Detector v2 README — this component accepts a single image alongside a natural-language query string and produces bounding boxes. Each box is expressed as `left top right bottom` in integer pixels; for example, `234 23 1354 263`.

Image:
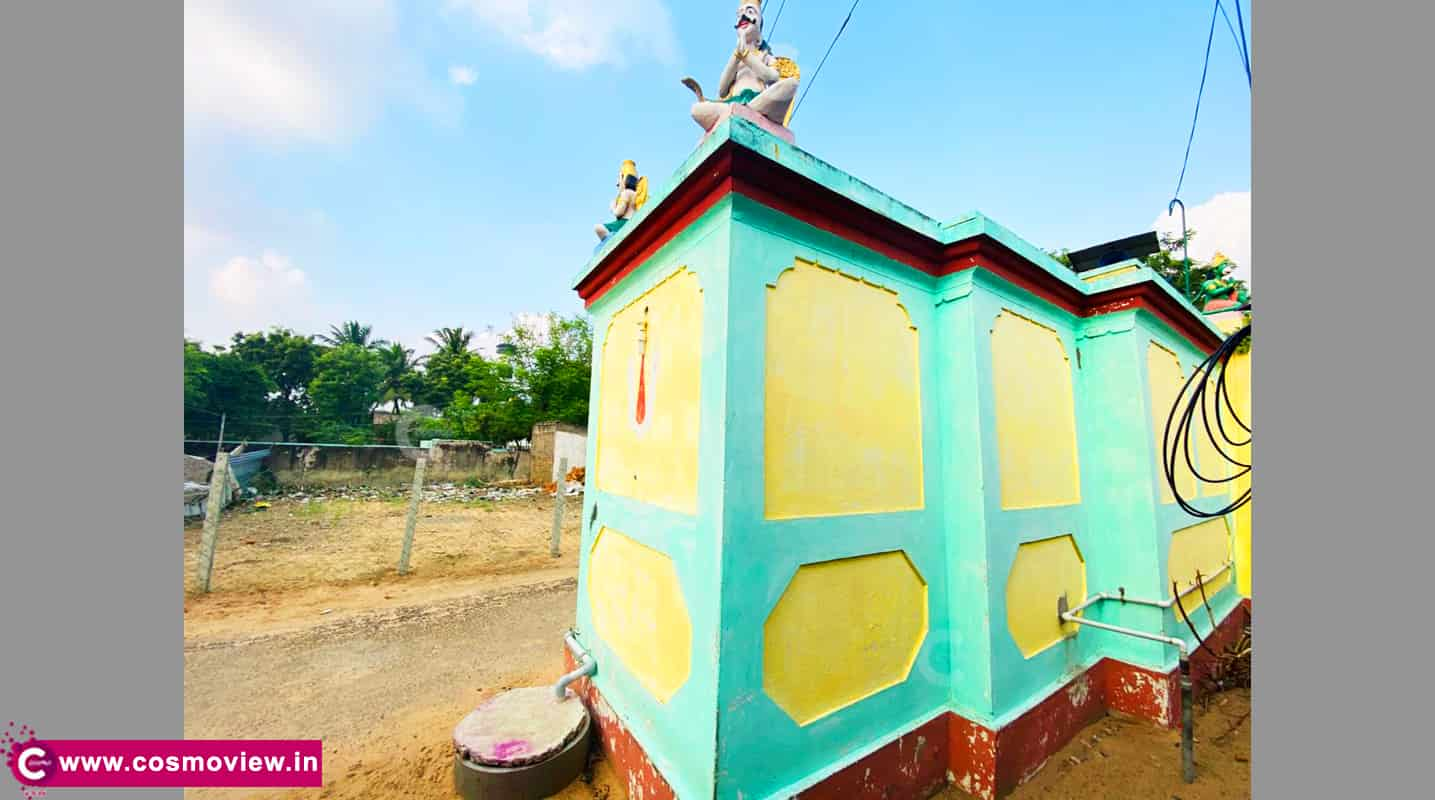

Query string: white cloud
210 251 309 308
184 223 228 263
449 65 479 86
770 42 799 60
1151 191 1252 285
184 0 406 143
448 0 679 70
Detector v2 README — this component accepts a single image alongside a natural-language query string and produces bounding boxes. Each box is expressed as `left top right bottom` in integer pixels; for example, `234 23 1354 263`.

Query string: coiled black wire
1162 315 1251 518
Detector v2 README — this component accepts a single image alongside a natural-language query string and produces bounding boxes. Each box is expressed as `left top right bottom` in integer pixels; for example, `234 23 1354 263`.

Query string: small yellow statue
595 160 649 243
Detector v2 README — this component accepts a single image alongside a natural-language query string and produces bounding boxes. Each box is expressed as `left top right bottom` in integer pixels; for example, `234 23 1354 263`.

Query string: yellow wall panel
1168 518 1232 600
991 311 1082 509
1149 342 1197 504
763 551 928 725
764 259 924 519
588 527 693 702
595 268 703 514
1005 534 1086 658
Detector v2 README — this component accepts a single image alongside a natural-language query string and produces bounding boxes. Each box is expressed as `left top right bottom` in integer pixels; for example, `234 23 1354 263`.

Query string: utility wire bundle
1162 317 1251 517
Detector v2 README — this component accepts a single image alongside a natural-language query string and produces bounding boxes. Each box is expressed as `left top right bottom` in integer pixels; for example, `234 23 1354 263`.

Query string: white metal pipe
1079 562 1234 610
1060 613 1189 658
553 631 596 700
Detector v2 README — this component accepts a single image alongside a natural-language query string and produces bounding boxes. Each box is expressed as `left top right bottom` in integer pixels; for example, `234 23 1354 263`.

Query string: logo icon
3 723 51 798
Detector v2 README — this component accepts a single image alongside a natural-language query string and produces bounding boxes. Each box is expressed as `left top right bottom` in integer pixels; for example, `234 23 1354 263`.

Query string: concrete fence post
196 452 231 594
551 457 568 558
399 456 427 575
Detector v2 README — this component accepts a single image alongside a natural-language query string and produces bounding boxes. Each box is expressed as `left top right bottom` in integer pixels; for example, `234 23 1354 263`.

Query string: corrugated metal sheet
228 449 270 490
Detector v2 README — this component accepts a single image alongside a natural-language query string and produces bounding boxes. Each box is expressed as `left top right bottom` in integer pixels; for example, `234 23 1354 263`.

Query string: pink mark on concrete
490 739 531 762
701 103 796 146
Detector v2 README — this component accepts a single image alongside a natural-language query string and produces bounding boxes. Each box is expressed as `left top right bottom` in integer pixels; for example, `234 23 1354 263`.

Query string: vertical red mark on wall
635 316 649 424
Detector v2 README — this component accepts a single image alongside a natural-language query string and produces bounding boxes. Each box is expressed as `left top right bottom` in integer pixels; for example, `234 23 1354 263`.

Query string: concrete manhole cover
452 687 592 800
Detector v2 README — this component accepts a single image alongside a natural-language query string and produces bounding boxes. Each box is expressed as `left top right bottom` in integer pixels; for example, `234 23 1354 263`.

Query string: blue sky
184 0 1252 354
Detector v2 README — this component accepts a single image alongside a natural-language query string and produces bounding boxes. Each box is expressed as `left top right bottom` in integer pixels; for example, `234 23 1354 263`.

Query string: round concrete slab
453 687 588 767
453 689 591 800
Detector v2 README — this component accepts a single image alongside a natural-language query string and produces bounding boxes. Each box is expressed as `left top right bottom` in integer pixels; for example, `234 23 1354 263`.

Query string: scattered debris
264 483 556 505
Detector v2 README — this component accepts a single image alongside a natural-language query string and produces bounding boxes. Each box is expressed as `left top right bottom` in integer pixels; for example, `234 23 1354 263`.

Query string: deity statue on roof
1197 252 1250 312
681 1 801 136
594 160 649 243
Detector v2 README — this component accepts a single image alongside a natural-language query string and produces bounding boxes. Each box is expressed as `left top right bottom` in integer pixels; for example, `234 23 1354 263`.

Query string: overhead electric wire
788 0 862 124
1216 1 1252 86
1173 0 1222 200
1233 0 1252 82
766 0 790 41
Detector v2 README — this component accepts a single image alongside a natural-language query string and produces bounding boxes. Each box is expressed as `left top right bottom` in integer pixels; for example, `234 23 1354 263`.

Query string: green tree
377 342 422 414
183 340 276 441
228 328 323 440
425 327 474 357
1143 229 1250 305
501 313 593 437
306 344 385 441
318 321 386 349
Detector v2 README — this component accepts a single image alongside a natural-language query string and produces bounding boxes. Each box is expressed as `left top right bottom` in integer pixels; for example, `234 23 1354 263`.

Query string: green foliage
377 342 422 414
318 321 386 349
183 340 277 440
425 327 474 357
229 328 323 439
308 344 385 434
182 312 595 448
1142 229 1250 307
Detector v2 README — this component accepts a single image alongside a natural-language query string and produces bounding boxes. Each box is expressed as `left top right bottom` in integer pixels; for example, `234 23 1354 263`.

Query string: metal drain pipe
553 631 596 700
1058 596 1197 783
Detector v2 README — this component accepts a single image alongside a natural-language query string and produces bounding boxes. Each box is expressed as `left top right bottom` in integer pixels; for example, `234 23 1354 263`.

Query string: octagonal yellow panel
1005 534 1086 658
588 527 692 702
763 551 928 726
1168 518 1231 599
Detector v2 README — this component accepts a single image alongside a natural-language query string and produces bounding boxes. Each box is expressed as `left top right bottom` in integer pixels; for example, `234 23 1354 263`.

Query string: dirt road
184 577 595 800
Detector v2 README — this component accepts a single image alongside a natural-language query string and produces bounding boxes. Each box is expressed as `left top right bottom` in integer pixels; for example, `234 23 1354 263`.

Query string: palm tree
377 342 421 413
319 321 387 349
425 327 474 357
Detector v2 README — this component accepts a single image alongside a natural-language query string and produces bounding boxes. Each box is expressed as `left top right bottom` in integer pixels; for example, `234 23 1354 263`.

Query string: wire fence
183 441 585 598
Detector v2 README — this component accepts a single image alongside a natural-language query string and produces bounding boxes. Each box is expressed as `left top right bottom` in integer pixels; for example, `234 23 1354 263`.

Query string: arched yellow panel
1208 311 1252 597
991 311 1081 509
763 551 928 726
1005 534 1086 658
588 527 692 702
1196 372 1234 497
595 268 703 514
1168 518 1232 600
1148 342 1197 504
764 259 924 519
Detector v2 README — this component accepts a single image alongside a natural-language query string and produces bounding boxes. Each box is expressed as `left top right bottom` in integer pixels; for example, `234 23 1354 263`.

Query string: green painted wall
573 119 1242 799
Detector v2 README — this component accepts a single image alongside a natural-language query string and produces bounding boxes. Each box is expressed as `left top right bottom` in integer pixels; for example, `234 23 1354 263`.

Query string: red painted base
562 650 678 800
566 600 1251 799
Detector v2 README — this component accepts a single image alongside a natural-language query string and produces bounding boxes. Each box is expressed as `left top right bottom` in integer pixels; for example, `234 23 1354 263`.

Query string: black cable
1162 323 1253 518
1173 0 1222 200
1197 570 1218 630
1216 1 1252 86
788 0 862 124
1173 581 1222 659
766 0 790 41
1234 0 1252 82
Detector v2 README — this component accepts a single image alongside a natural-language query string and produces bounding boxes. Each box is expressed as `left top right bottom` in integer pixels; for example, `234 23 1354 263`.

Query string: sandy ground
943 691 1252 799
184 495 580 641
183 496 1248 800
